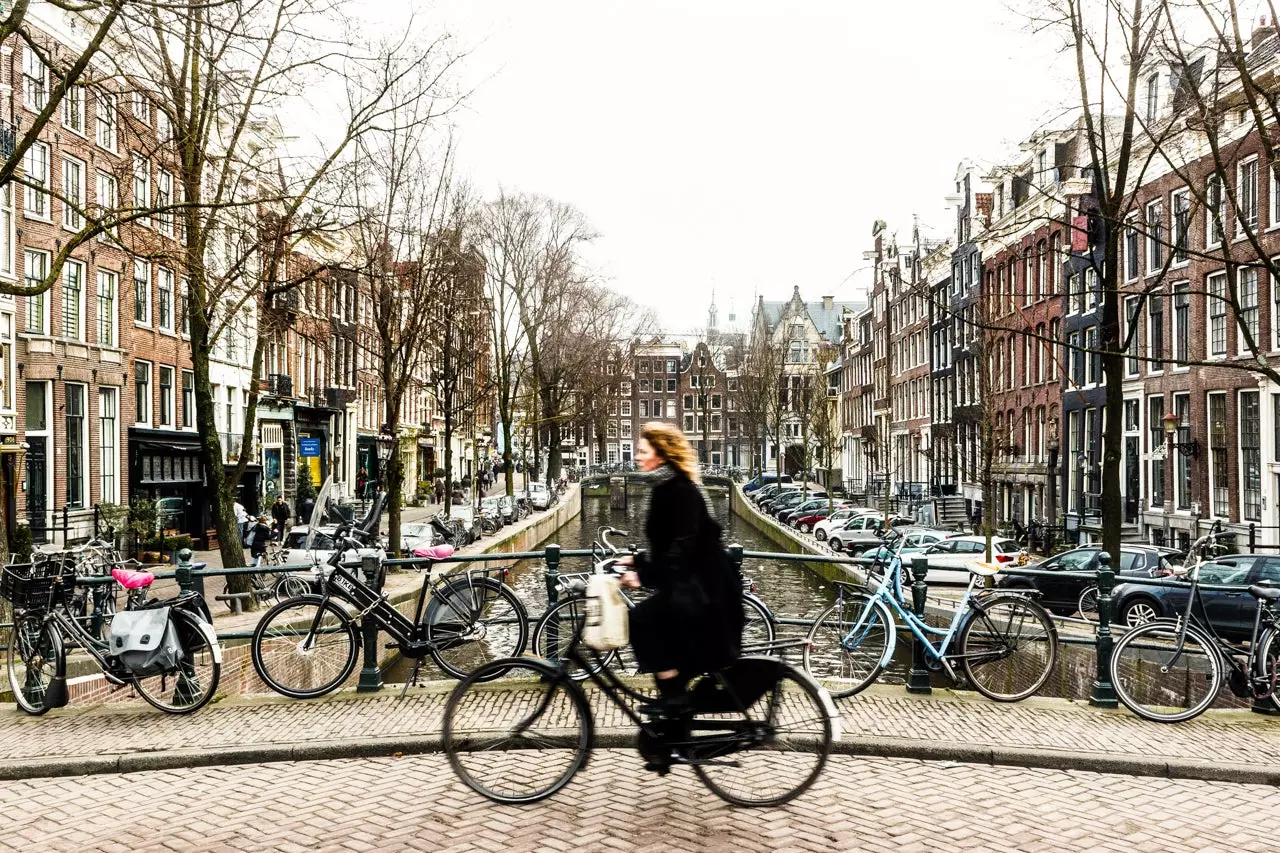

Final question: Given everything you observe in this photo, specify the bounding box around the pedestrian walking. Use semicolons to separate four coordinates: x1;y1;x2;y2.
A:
433;477;445;505
247;514;272;567
234;500;249;544
271;495;290;541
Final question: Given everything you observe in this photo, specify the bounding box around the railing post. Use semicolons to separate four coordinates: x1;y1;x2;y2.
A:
357;554;384;692
907;557;932;694
1088;551;1118;708
1249;523;1257;552
62;503;69;547
174;548;202;597
543;543;561;659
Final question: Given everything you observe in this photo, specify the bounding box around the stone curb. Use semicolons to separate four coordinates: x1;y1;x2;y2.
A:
3;730;1277;786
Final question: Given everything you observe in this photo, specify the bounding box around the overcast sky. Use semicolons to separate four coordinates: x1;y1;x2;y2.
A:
411;1;1080;335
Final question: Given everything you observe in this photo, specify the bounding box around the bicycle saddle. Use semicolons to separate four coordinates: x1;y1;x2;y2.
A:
1248;584;1280;601
111;568;155;589
967;561;1004;577
412;543;455;560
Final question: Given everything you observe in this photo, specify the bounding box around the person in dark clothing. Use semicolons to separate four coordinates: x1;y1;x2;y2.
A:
247;515;272;567
270;495;290;541
617;422;743;771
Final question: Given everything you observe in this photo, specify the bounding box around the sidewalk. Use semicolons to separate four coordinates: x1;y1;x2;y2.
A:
1;678;1277;783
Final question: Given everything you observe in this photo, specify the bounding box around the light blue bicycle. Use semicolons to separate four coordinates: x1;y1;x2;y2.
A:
802;543;1059;701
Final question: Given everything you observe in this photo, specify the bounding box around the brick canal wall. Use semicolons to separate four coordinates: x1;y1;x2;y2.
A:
728;487;864;586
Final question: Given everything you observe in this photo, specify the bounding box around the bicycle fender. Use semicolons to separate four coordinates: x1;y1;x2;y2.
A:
788;661;843;743
873;599;898;670
183;610;223;665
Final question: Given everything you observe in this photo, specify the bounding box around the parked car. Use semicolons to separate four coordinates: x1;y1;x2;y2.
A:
758;484;809;511
813;507;871;541
782;498;837;527
996;543;1183;616
527;482;551;510
856;528;962;566
399;522;436;554
1110;553;1280;637
771;491;826;520
902;535;1027;584
790;501;856;534
752;484;794;509
826;512;906;552
743;473;793;493
281;524;385;566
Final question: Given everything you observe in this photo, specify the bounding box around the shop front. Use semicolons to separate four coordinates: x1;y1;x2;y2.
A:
128;427;206;543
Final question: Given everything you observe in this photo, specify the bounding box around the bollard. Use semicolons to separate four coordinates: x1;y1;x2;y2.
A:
357;554;384;692
1088;551;1118;707
543;544;562;661
174;548;204;597
906;556;932;694
62;503;69;547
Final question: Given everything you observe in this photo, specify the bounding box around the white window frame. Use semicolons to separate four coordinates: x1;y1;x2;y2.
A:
64;382;87;509
1207;270;1227;357
157;267;174;333
23;249;49;335
133;258;150;326
1146;293;1164;375
61;155;85;231
1206;175;1225;248
96;91;117;152
1238;156;1259;235
132;155;150;227
0;182;14;278
99;386;119;504
62;82;85;135
1124;295;1141;377
134;359;152;426
158;364;174;427
97;269;117;348
133;90;151;123
1239;265;1259;355
22;48;47;112
1145;198;1163;274
1172;282;1191;370
1124;217;1140;281
156;169;173;235
1171;187;1190;265
23;141;50;220
95;171;118;240
62;260;85;341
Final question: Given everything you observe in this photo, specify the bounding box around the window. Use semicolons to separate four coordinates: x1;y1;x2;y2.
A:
156;169;172;234
1146;73;1159;122
22;47;47;110
132;156;149;226
683;414;694;432
1239;266;1259;352
1148;396;1165;507
180;279;190;337
1173;283;1190;365
23;249;48;334
1242;390;1262;521
66;384;85;508
134;360;151;425
1172;189;1189;263
666;359;676;373
620;400;631;417
1068;330;1083;386
1209;393;1229;518
1148;294;1164;371
639;400;649;418
62;82;84;134
1085;326;1099;384
156;109;171;143
1125;220;1139;279
133;91;151;123
1206;175;1224;246
1174;393;1191;510
1048;234;1060;294
1145;200;1163;272
181;371;193;428
96;92;116;150
1048;318;1060;380
638;379;649;393
1239;157;1259;232
1125;296;1140;376
157;267;173;332
99;387;118;503
23;141;49;218
683;394;693;410
62;260;84;340
133;259;150;324
159;366;173;427
62;156;84;230
97;270;117;347
96;171;118;238
1208;270;1228;353
667;379;676;393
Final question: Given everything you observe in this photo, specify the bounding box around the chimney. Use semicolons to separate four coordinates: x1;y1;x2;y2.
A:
822;295;834;310
1253;15;1276;50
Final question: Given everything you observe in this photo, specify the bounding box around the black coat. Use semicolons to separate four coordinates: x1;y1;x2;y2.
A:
630;468;743;675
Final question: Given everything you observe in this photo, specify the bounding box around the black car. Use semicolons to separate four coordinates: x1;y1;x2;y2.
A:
1111;553;1280;638
996;544;1184;616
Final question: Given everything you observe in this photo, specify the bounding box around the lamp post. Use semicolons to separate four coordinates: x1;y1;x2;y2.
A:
1046;417;1059;553
375;424;394;494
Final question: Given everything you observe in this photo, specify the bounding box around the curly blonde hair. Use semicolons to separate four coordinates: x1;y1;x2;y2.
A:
640;421;701;484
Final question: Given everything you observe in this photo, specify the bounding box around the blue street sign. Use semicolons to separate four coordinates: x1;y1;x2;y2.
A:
299;437;321;457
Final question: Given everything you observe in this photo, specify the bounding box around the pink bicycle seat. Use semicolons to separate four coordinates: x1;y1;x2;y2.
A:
412;544;455;560
111;568;155;590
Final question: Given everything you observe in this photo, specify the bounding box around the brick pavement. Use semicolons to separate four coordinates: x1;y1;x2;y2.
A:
0;750;1275;852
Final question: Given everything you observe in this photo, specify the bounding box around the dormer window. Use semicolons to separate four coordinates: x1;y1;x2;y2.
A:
1146;73;1159;123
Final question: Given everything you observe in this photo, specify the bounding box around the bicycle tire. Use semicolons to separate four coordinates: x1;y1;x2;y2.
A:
251;595;359;699
6;615;63;716
1255;627;1280;713
741;593;777;656
1110;618;1222;722
443;657;592;804
426;578;528;680
531;596;616;680
957;593;1058;702
274;574;314;601
692;661;834;807
1077;586;1100;622
131;609;221;714
803;592;892;698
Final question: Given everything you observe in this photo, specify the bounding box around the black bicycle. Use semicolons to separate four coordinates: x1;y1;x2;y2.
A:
249;525;529;698
442;527;837;808
1110;522;1280;722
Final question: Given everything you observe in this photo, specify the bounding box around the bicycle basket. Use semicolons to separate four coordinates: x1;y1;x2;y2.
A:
0;563;72;611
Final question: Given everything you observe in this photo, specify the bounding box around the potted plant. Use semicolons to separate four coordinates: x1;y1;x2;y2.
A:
142;534;194;564
128;498;159;561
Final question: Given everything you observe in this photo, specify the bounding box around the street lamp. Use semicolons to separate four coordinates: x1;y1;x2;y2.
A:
375;424;394;494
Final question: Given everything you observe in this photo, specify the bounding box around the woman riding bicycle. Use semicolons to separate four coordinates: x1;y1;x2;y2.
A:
617;422;743;769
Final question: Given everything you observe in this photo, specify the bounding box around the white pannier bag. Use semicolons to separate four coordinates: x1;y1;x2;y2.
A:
583;574;629;651
108;607;184;677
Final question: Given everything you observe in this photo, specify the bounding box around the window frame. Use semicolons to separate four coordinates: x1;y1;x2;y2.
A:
96;91;117;152
133;258;150;326
158;364;174;427
23;141;50;220
97;269;117;348
23;249;49;335
62;259;85;341
61;154;85;231
1207;270;1228;357
1239;156;1260;235
99;386;118;504
134;359;152;426
65;383;86;509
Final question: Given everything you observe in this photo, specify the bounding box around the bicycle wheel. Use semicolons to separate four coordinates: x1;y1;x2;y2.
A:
443;657;591;804
131;610;221;714
1255;628;1280;713
957;594;1059;702
251;595;359;699
274;574;314;602
426;577;528;680
1111;619;1222;722
531;596;615;680
1078;586;1100;622
741;594;777;656
6;615;63;716
803;592;892;698
692;661;833;807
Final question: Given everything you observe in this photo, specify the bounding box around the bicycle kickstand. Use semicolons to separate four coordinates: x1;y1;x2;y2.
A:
398;658;426;700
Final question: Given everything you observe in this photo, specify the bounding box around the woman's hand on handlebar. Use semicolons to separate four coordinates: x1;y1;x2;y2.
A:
619;570;641;589
615;554;634;567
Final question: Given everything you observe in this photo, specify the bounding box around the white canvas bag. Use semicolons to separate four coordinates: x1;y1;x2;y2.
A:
583;573;629;651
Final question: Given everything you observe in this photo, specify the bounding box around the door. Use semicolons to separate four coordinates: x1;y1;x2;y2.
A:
1124;436;1140;523
26;437;46;544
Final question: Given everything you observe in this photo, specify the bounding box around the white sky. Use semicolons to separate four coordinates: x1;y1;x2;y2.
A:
386;1;1084;334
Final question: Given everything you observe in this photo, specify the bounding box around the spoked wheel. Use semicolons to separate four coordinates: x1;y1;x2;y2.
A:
132;610;221;714
1255;629;1280;714
443;657;592;804
803;592;892;698
742;595;777;656
957;594;1059;701
426;578;528;680
274;574;314;602
1110;619;1222;722
1078;586;1100;622
250;596;359;699
691;661;834;807
6;614;63;715
531;596;616;680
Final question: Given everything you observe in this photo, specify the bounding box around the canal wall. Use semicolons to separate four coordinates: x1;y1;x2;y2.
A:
728;486;864;586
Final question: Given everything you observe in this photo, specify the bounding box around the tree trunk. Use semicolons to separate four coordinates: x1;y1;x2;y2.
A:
1100;228;1123;566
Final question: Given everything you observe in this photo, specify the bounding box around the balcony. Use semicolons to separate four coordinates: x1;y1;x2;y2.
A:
0;117;15;159
264;373;293;398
